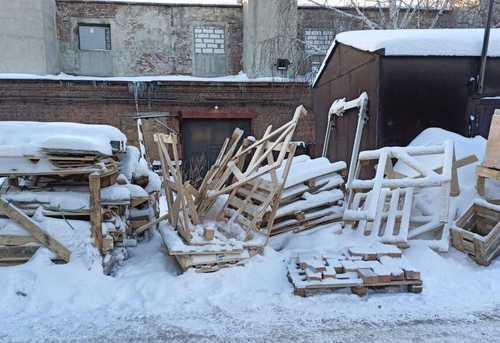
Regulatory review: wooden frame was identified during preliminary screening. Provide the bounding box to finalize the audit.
[344,141,457,251]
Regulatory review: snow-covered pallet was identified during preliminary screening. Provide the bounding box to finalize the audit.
[288,244,422,297]
[451,200,500,266]
[268,157,346,236]
[344,141,457,251]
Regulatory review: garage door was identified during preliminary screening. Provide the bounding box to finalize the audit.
[182,118,251,182]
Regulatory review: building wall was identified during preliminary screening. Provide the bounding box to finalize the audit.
[243,0,298,78]
[380,56,500,144]
[0,0,60,74]
[298,8,364,79]
[312,44,380,164]
[0,80,314,160]
[56,1,243,76]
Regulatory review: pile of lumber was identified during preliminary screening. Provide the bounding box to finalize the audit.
[476,111,500,199]
[0,122,160,273]
[157,106,307,272]
[268,156,346,235]
[288,243,423,297]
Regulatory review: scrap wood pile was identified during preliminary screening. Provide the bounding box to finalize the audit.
[288,243,422,297]
[157,106,307,272]
[269,156,346,236]
[0,122,160,273]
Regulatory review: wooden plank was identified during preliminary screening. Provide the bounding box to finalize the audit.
[0,235,38,246]
[0,245,40,260]
[0,198,71,262]
[135,212,169,235]
[484,113,500,169]
[89,172,103,254]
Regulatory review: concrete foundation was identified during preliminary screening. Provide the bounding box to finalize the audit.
[0,0,60,74]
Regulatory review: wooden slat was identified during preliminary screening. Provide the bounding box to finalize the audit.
[0,198,71,262]
[89,172,103,254]
[0,235,38,246]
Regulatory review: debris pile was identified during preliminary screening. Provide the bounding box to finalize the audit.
[158,106,306,272]
[0,122,160,272]
[269,156,346,236]
[288,243,422,297]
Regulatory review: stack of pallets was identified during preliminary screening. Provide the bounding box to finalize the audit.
[0,122,160,273]
[269,157,346,236]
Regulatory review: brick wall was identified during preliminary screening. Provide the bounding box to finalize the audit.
[56,0,243,76]
[0,80,314,160]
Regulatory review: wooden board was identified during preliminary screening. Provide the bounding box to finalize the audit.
[484,113,500,170]
[0,198,71,262]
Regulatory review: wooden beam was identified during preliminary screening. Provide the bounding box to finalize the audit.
[0,235,38,246]
[89,172,103,254]
[0,198,71,262]
[135,212,169,235]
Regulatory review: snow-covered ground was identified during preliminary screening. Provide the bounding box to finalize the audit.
[1,127,500,342]
[1,226,500,342]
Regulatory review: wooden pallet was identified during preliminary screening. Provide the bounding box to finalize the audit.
[288,244,422,297]
[451,200,500,266]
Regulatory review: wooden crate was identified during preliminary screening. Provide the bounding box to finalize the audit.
[451,201,500,266]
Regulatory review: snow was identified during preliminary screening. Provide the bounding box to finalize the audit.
[51,0,386,8]
[0,72,304,84]
[0,122,127,156]
[1,128,500,340]
[93,0,241,5]
[313,28,500,87]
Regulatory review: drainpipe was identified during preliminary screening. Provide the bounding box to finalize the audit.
[478,0,495,95]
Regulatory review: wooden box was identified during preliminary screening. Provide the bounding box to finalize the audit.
[451,202,500,266]
[484,112,500,170]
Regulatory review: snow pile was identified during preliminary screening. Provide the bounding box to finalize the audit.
[0,122,127,156]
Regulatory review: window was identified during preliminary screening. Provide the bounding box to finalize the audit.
[305,29,334,55]
[194,26,225,55]
[78,24,111,51]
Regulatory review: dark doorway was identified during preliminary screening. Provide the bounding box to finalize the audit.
[182,118,251,184]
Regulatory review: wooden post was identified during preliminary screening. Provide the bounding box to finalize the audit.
[89,172,103,254]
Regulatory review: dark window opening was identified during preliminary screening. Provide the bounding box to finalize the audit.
[78,24,111,51]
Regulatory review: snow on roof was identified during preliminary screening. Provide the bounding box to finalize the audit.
[66,0,393,8]
[0,72,304,84]
[84,0,241,6]
[312,29,500,87]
